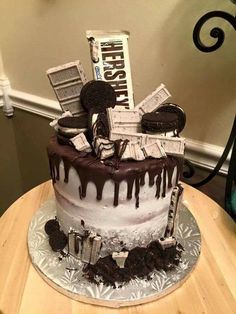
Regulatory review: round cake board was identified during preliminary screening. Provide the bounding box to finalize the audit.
[28,199,201,308]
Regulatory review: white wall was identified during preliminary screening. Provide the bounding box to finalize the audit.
[0,0,235,147]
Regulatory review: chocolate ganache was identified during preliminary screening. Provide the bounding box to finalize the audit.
[47,136,183,208]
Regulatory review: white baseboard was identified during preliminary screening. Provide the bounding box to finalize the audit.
[0,83,230,174]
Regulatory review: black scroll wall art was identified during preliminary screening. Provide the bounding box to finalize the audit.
[185,1,236,219]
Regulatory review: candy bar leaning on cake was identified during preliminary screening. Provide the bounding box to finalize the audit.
[45,31,186,286]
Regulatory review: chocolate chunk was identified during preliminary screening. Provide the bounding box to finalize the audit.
[80,80,116,113]
[141,111,179,134]
[49,230,68,252]
[44,219,60,235]
[156,103,186,135]
[58,115,88,129]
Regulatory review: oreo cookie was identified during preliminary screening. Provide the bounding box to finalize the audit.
[57,115,88,129]
[141,103,186,135]
[44,219,60,236]
[49,230,68,252]
[156,103,186,134]
[57,115,88,138]
[141,111,179,134]
[80,80,116,114]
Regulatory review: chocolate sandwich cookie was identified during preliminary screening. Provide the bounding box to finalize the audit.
[57,115,88,138]
[44,219,60,236]
[49,230,68,252]
[156,103,186,135]
[141,111,179,134]
[80,80,116,114]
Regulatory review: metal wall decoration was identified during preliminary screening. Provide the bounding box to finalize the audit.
[193,10,236,52]
[191,2,236,220]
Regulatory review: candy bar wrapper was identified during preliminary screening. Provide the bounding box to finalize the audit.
[86,30,134,109]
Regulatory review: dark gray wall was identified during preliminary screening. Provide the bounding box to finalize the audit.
[0,109,53,215]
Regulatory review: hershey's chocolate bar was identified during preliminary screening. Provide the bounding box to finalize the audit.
[86,30,134,109]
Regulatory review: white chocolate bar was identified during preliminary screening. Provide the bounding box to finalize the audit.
[172,185,183,238]
[112,251,129,268]
[149,136,185,156]
[47,60,87,86]
[81,236,93,263]
[107,107,141,133]
[121,142,145,161]
[70,133,91,152]
[136,84,171,115]
[142,140,167,158]
[110,131,146,146]
[110,131,185,156]
[90,236,102,265]
[60,98,85,116]
[68,231,82,258]
[86,30,134,109]
[54,81,83,102]
[158,237,177,249]
[47,60,87,115]
[164,184,184,238]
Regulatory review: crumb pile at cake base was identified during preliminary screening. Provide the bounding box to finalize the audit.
[44,30,187,286]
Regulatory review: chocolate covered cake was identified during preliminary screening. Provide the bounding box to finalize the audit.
[45,31,186,286]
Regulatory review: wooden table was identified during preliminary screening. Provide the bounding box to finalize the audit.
[0,181,236,314]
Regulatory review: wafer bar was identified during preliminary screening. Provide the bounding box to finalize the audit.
[136,84,171,115]
[86,30,134,109]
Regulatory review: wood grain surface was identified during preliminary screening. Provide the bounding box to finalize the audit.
[0,181,236,314]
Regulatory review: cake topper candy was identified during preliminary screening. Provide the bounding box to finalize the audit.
[110,131,185,157]
[112,251,129,268]
[80,80,116,114]
[136,84,171,115]
[56,115,88,138]
[141,111,179,135]
[121,142,145,161]
[107,107,141,134]
[49,110,73,128]
[86,30,134,109]
[70,133,91,152]
[142,141,167,158]
[158,184,184,249]
[156,103,186,135]
[93,136,115,160]
[47,60,87,116]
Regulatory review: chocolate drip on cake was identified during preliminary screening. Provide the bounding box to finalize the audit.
[47,136,183,207]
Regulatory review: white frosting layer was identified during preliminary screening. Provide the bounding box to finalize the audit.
[54,162,179,255]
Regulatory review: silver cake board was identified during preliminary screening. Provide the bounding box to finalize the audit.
[28,199,201,308]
